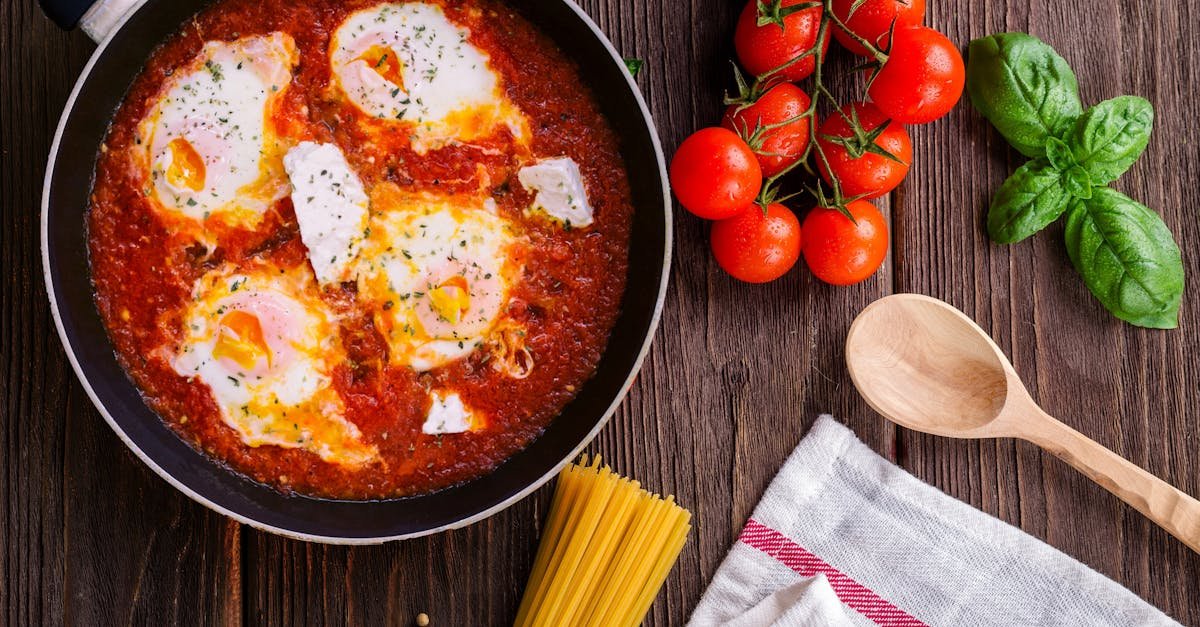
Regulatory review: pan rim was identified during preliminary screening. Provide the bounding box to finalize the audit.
[40,0,672,544]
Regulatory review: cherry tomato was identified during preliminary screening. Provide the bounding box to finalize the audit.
[711,203,802,283]
[721,84,812,177]
[816,102,912,199]
[802,200,888,285]
[830,0,926,57]
[670,127,763,220]
[734,0,830,82]
[867,26,964,124]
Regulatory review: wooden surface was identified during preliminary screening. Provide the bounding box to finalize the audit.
[3,0,1198,624]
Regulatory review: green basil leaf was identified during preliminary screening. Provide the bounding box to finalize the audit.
[1062,165,1093,199]
[966,33,1083,158]
[1068,96,1153,184]
[624,58,644,78]
[987,159,1069,244]
[1064,188,1184,328]
[1044,136,1075,171]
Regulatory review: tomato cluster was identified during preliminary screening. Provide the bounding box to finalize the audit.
[669,0,964,284]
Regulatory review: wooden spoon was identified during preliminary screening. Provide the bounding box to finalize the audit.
[845,293,1200,553]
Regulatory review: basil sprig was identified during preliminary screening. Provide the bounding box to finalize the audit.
[966,33,1184,329]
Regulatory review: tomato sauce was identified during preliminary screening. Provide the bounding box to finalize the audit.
[88,0,632,499]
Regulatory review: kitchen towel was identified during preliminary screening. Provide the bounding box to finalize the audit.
[688,415,1181,627]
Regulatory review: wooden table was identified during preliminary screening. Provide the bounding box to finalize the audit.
[4,0,1198,624]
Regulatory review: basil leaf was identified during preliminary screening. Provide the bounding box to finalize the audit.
[624,58,644,78]
[1064,188,1184,329]
[1062,165,1093,199]
[1044,136,1075,171]
[966,33,1083,158]
[1069,95,1153,184]
[987,159,1069,244]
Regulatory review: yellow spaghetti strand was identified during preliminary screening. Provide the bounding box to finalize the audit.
[627,506,692,625]
[560,477,641,625]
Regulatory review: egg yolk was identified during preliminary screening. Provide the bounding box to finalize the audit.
[358,45,406,91]
[165,137,207,192]
[441,108,502,141]
[428,276,471,325]
[212,310,271,371]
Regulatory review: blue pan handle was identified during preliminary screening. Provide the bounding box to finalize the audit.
[38,0,138,42]
[38,0,97,29]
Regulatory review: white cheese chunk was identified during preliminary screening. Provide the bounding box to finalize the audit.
[422,391,475,435]
[517,157,594,227]
[283,142,370,285]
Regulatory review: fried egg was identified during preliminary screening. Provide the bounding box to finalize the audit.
[355,187,525,371]
[172,264,377,466]
[139,33,298,228]
[329,3,529,153]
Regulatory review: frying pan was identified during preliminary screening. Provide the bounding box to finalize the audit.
[40,0,670,543]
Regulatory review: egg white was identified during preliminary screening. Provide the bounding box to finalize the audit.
[422,390,477,434]
[284,141,372,286]
[518,157,596,227]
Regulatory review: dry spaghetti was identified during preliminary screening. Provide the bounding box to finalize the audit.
[515,456,692,627]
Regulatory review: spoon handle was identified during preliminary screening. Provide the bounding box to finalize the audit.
[1022,413,1200,553]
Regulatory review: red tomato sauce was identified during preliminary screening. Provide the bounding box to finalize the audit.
[88,0,632,499]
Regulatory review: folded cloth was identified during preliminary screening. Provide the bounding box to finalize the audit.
[689,415,1181,627]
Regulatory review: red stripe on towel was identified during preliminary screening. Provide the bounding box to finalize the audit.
[739,519,928,626]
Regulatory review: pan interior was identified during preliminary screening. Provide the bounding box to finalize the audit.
[43,0,668,541]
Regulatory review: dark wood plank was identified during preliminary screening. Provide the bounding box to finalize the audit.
[897,1,1200,624]
[1,3,243,625]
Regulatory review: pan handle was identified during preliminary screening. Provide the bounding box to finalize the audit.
[38,0,140,42]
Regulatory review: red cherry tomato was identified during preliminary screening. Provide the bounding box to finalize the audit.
[711,203,802,283]
[816,102,912,199]
[867,26,964,124]
[802,200,888,285]
[721,83,812,177]
[734,0,829,82]
[669,127,763,220]
[830,0,926,57]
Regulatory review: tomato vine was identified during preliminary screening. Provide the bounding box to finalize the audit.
[730,0,897,218]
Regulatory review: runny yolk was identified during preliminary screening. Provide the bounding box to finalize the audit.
[428,276,471,325]
[358,45,406,91]
[212,310,272,371]
[165,137,206,192]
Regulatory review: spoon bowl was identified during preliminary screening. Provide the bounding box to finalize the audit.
[845,293,1200,553]
[845,294,1014,437]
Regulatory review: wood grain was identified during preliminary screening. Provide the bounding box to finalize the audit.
[2,0,1198,624]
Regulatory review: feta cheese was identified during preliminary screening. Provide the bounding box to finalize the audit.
[283,142,369,285]
[517,157,594,227]
[422,391,475,435]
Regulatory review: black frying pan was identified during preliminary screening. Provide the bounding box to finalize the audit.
[40,0,670,543]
